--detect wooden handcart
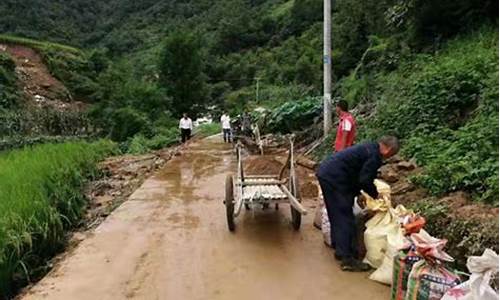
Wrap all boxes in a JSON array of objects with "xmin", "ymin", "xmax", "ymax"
[{"xmin": 224, "ymin": 136, "xmax": 307, "ymax": 231}]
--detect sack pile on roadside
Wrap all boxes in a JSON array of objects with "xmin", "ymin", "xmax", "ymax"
[{"xmin": 315, "ymin": 179, "xmax": 499, "ymax": 300}]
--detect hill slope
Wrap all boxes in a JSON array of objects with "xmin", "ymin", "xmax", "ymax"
[{"xmin": 0, "ymin": 37, "xmax": 95, "ymax": 145}]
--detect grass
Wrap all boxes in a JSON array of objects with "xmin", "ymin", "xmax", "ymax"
[
  {"xmin": 195, "ymin": 123, "xmax": 222, "ymax": 137},
  {"xmin": 0, "ymin": 140, "xmax": 117, "ymax": 298},
  {"xmin": 0, "ymin": 34, "xmax": 81, "ymax": 54},
  {"xmin": 126, "ymin": 127, "xmax": 179, "ymax": 154}
]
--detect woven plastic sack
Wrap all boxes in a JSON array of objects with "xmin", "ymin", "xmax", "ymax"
[
  {"xmin": 314, "ymin": 201, "xmax": 324, "ymax": 229},
  {"xmin": 410, "ymin": 230, "xmax": 454, "ymax": 262},
  {"xmin": 374, "ymin": 179, "xmax": 391, "ymax": 199},
  {"xmin": 404, "ymin": 260, "xmax": 460, "ymax": 300},
  {"xmin": 401, "ymin": 231, "xmax": 459, "ymax": 300},
  {"xmin": 363, "ymin": 205, "xmax": 409, "ymax": 268},
  {"xmin": 441, "ymin": 249, "xmax": 499, "ymax": 300},
  {"xmin": 321, "ymin": 206, "xmax": 332, "ymax": 247},
  {"xmin": 369, "ymin": 227, "xmax": 408, "ymax": 284},
  {"xmin": 320, "ymin": 196, "xmax": 368, "ymax": 248},
  {"xmin": 391, "ymin": 246, "xmax": 423, "ymax": 300}
]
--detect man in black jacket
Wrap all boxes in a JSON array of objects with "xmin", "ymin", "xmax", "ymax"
[{"xmin": 316, "ymin": 136, "xmax": 400, "ymax": 272}]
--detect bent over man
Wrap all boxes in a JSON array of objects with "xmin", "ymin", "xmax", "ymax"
[{"xmin": 316, "ymin": 136, "xmax": 400, "ymax": 272}]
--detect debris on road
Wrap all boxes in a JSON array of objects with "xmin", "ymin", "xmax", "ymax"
[{"xmin": 84, "ymin": 145, "xmax": 183, "ymax": 228}]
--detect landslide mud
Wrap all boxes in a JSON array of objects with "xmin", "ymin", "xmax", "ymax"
[{"xmin": 21, "ymin": 135, "xmax": 389, "ymax": 300}]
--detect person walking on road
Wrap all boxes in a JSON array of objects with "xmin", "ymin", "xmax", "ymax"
[
  {"xmin": 221, "ymin": 112, "xmax": 231, "ymax": 143},
  {"xmin": 333, "ymin": 100, "xmax": 356, "ymax": 152},
  {"xmin": 317, "ymin": 136, "xmax": 400, "ymax": 272},
  {"xmin": 179, "ymin": 113, "xmax": 193, "ymax": 143}
]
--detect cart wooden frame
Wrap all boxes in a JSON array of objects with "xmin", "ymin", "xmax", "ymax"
[{"xmin": 224, "ymin": 136, "xmax": 307, "ymax": 231}]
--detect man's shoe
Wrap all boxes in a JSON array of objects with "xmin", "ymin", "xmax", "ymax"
[{"xmin": 341, "ymin": 258, "xmax": 371, "ymax": 272}]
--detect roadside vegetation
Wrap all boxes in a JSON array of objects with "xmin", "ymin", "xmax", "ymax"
[
  {"xmin": 0, "ymin": 140, "xmax": 117, "ymax": 297},
  {"xmin": 0, "ymin": 52, "xmax": 19, "ymax": 109},
  {"xmin": 313, "ymin": 27, "xmax": 499, "ymax": 204},
  {"xmin": 195, "ymin": 123, "xmax": 222, "ymax": 138}
]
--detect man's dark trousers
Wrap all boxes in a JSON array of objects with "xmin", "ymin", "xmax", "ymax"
[
  {"xmin": 223, "ymin": 128, "xmax": 231, "ymax": 143},
  {"xmin": 317, "ymin": 176, "xmax": 358, "ymax": 259},
  {"xmin": 181, "ymin": 129, "xmax": 191, "ymax": 143}
]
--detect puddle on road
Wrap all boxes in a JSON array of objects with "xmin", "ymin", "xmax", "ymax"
[{"xmin": 155, "ymin": 136, "xmax": 235, "ymax": 203}]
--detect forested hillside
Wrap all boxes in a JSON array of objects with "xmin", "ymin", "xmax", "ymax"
[
  {"xmin": 1, "ymin": 0, "xmax": 498, "ymax": 195},
  {"xmin": 1, "ymin": 0, "xmax": 498, "ymax": 196}
]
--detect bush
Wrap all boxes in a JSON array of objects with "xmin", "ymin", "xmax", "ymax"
[
  {"xmin": 0, "ymin": 52, "xmax": 19, "ymax": 109},
  {"xmin": 41, "ymin": 48, "xmax": 100, "ymax": 101},
  {"xmin": 126, "ymin": 127, "xmax": 179, "ymax": 154},
  {"xmin": 263, "ymin": 96, "xmax": 322, "ymax": 134},
  {"xmin": 0, "ymin": 108, "xmax": 92, "ymax": 139},
  {"xmin": 195, "ymin": 123, "xmax": 221, "ymax": 137},
  {"xmin": 109, "ymin": 107, "xmax": 150, "ymax": 142},
  {"xmin": 354, "ymin": 27, "xmax": 499, "ymax": 202},
  {"xmin": 0, "ymin": 140, "xmax": 117, "ymax": 297}
]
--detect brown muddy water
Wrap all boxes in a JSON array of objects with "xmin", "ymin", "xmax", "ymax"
[{"xmin": 21, "ymin": 135, "xmax": 389, "ymax": 300}]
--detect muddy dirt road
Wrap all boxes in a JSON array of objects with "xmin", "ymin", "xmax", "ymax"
[{"xmin": 22, "ymin": 135, "xmax": 389, "ymax": 300}]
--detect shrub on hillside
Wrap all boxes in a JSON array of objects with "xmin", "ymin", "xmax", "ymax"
[
  {"xmin": 109, "ymin": 107, "xmax": 150, "ymax": 142},
  {"xmin": 195, "ymin": 123, "xmax": 222, "ymax": 138},
  {"xmin": 0, "ymin": 108, "xmax": 93, "ymax": 138},
  {"xmin": 354, "ymin": 28, "xmax": 499, "ymax": 202},
  {"xmin": 263, "ymin": 97, "xmax": 322, "ymax": 134},
  {"xmin": 42, "ymin": 48, "xmax": 99, "ymax": 101},
  {"xmin": 0, "ymin": 52, "xmax": 19, "ymax": 108}
]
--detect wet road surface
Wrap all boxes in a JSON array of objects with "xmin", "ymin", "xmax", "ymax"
[{"xmin": 22, "ymin": 135, "xmax": 390, "ymax": 300}]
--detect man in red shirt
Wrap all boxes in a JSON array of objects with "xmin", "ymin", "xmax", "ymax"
[{"xmin": 334, "ymin": 100, "xmax": 356, "ymax": 152}]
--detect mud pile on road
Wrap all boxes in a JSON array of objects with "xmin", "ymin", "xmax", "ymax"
[
  {"xmin": 244, "ymin": 155, "xmax": 283, "ymax": 175},
  {"xmin": 84, "ymin": 146, "xmax": 183, "ymax": 228},
  {"xmin": 243, "ymin": 154, "xmax": 319, "ymax": 199}
]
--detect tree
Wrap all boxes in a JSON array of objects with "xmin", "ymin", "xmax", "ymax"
[{"xmin": 159, "ymin": 31, "xmax": 206, "ymax": 117}]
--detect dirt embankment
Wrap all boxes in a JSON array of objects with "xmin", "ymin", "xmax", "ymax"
[
  {"xmin": 378, "ymin": 155, "xmax": 498, "ymax": 221},
  {"xmin": 0, "ymin": 43, "xmax": 86, "ymax": 111}
]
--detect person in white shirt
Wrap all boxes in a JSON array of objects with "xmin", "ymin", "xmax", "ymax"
[
  {"xmin": 179, "ymin": 113, "xmax": 193, "ymax": 143},
  {"xmin": 220, "ymin": 112, "xmax": 231, "ymax": 143}
]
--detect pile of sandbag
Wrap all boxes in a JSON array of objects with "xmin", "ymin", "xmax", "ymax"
[
  {"xmin": 361, "ymin": 180, "xmax": 426, "ymax": 284},
  {"xmin": 441, "ymin": 248, "xmax": 499, "ymax": 300},
  {"xmin": 392, "ymin": 230, "xmax": 462, "ymax": 300},
  {"xmin": 358, "ymin": 180, "xmax": 498, "ymax": 300},
  {"xmin": 314, "ymin": 178, "xmax": 498, "ymax": 300}
]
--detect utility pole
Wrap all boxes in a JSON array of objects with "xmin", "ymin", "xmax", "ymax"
[{"xmin": 323, "ymin": 0, "xmax": 332, "ymax": 137}]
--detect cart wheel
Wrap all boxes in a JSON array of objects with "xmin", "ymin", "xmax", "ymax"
[
  {"xmin": 225, "ymin": 175, "xmax": 235, "ymax": 231},
  {"xmin": 290, "ymin": 176, "xmax": 302, "ymax": 230}
]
